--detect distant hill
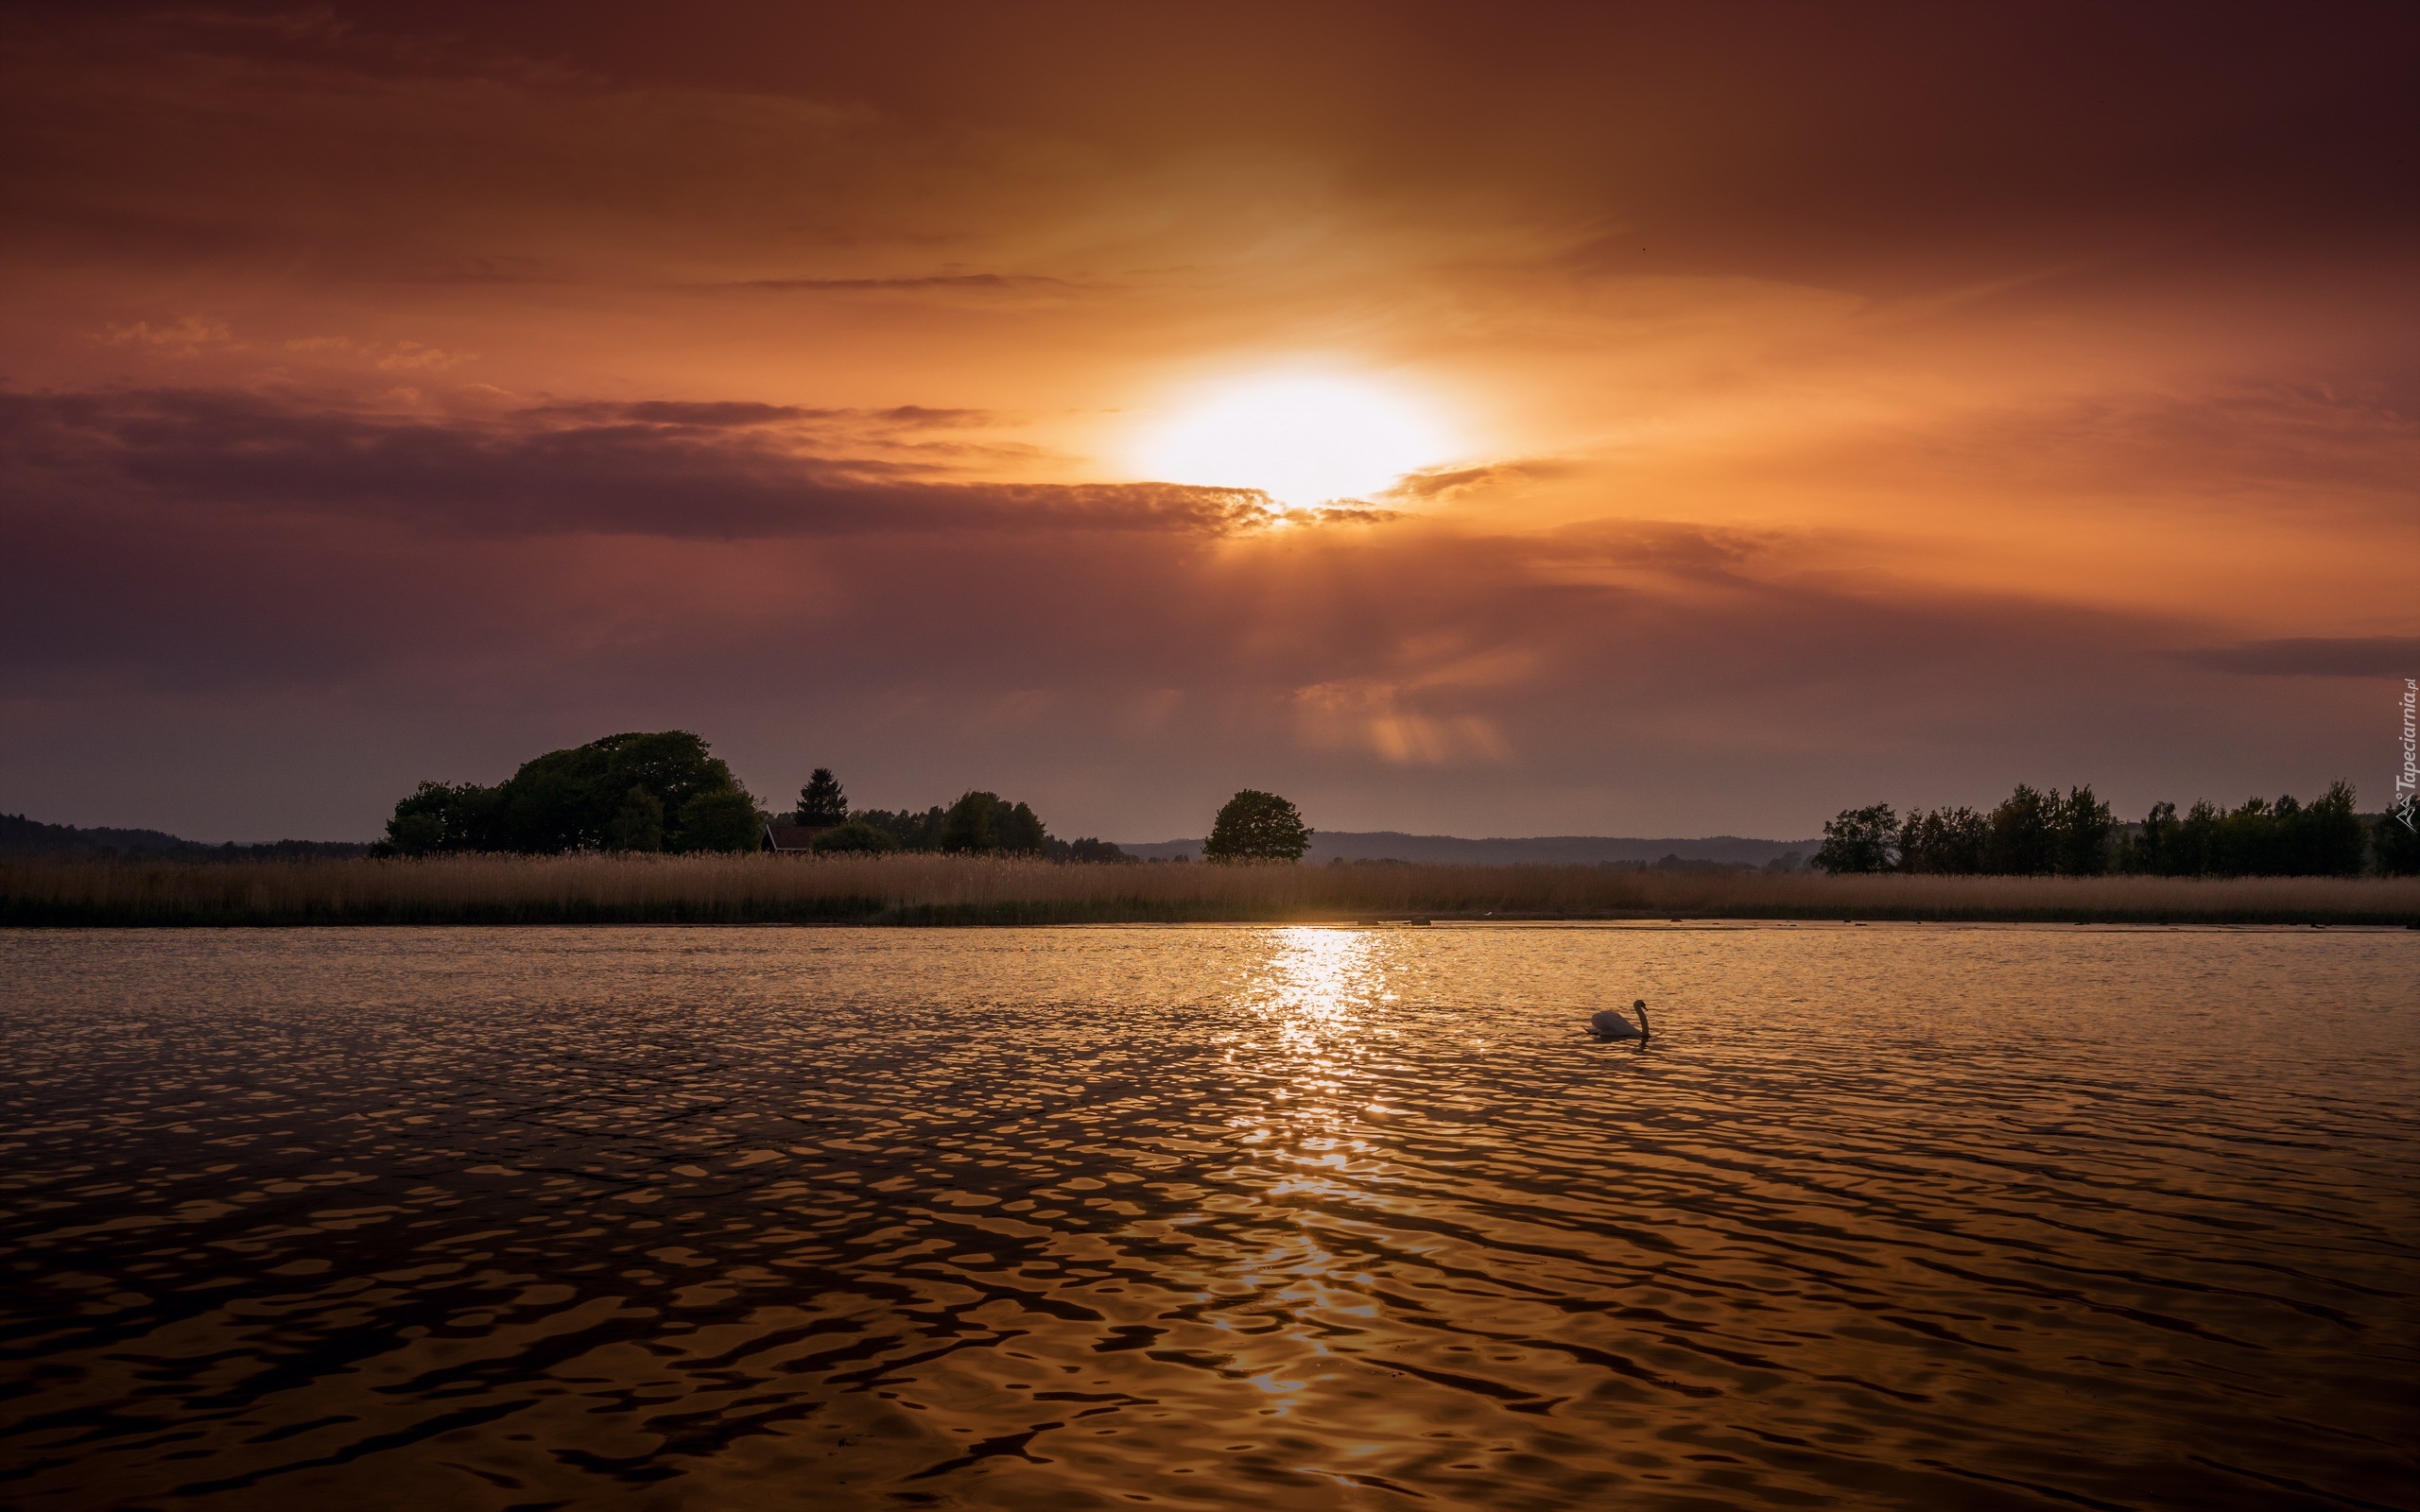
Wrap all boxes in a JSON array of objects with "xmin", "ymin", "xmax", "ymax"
[
  {"xmin": 0, "ymin": 813, "xmax": 370, "ymax": 861},
  {"xmin": 1116, "ymin": 829, "xmax": 1819, "ymax": 867}
]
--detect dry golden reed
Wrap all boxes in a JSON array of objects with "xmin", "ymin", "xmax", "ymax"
[{"xmin": 4, "ymin": 853, "xmax": 2416, "ymax": 926}]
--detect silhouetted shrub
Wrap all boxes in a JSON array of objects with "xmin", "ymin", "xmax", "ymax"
[{"xmin": 812, "ymin": 820, "xmax": 900, "ymax": 855}]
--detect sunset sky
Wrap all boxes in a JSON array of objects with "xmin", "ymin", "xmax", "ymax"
[{"xmin": 5, "ymin": 1, "xmax": 2415, "ymax": 842}]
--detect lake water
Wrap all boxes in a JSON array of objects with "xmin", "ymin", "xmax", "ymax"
[{"xmin": 1, "ymin": 923, "xmax": 2413, "ymax": 1511}]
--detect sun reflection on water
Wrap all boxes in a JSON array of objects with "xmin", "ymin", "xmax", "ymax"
[
  {"xmin": 1247, "ymin": 925, "xmax": 1389, "ymax": 1057},
  {"xmin": 1207, "ymin": 926, "xmax": 1416, "ymax": 1416}
]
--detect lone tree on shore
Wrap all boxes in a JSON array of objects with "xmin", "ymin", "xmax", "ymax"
[
  {"xmin": 795, "ymin": 768, "xmax": 848, "ymax": 827},
  {"xmin": 1203, "ymin": 790, "xmax": 1312, "ymax": 862}
]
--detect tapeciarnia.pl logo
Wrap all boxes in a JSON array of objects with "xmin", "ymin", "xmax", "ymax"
[{"xmin": 2397, "ymin": 677, "xmax": 2417, "ymax": 832}]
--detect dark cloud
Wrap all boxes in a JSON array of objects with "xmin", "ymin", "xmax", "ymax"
[
  {"xmin": 2178, "ymin": 638, "xmax": 2420, "ymax": 678},
  {"xmin": 9, "ymin": 3, "xmax": 2413, "ymax": 295},
  {"xmin": 516, "ymin": 402, "xmax": 997, "ymax": 432},
  {"xmin": 731, "ymin": 275, "xmax": 1071, "ymax": 293},
  {"xmin": 0, "ymin": 389, "xmax": 1270, "ymax": 540},
  {"xmin": 1385, "ymin": 459, "xmax": 1580, "ymax": 502},
  {"xmin": 0, "ymin": 384, "xmax": 2382, "ymax": 839},
  {"xmin": 871, "ymin": 406, "xmax": 995, "ymax": 429},
  {"xmin": 608, "ymin": 401, "xmax": 828, "ymax": 427},
  {"xmin": 7, "ymin": 489, "xmax": 2379, "ymax": 842},
  {"xmin": 1533, "ymin": 522, "xmax": 1776, "ymax": 576}
]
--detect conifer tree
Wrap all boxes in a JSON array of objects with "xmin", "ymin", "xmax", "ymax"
[{"xmin": 795, "ymin": 768, "xmax": 848, "ymax": 827}]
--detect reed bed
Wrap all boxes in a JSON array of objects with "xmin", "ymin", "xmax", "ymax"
[{"xmin": 4, "ymin": 853, "xmax": 2417, "ymax": 927}]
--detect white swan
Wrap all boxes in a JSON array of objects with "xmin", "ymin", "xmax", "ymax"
[{"xmin": 1590, "ymin": 1000, "xmax": 1652, "ymax": 1040}]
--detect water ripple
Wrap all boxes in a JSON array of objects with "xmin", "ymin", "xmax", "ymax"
[{"xmin": 1, "ymin": 922, "xmax": 2413, "ymax": 1510}]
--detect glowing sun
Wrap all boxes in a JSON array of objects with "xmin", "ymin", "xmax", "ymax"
[{"xmin": 1132, "ymin": 374, "xmax": 1459, "ymax": 507}]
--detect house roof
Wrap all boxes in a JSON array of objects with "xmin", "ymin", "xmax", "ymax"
[{"xmin": 763, "ymin": 822, "xmax": 826, "ymax": 852}]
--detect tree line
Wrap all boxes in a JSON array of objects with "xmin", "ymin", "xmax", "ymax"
[
  {"xmin": 377, "ymin": 737, "xmax": 1322, "ymax": 866},
  {"xmin": 376, "ymin": 737, "xmax": 1139, "ymax": 860},
  {"xmin": 786, "ymin": 768, "xmax": 1130, "ymax": 861},
  {"xmin": 1815, "ymin": 782, "xmax": 2419, "ymax": 877},
  {"xmin": 1, "ymin": 813, "xmax": 370, "ymax": 863},
  {"xmin": 790, "ymin": 770, "xmax": 1314, "ymax": 862}
]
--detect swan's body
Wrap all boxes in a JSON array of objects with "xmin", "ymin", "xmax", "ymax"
[{"xmin": 1590, "ymin": 1000, "xmax": 1652, "ymax": 1040}]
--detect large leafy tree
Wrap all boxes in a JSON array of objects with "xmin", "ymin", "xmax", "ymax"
[
  {"xmin": 673, "ymin": 787, "xmax": 764, "ymax": 852},
  {"xmin": 381, "ymin": 730, "xmax": 762, "ymax": 854},
  {"xmin": 383, "ymin": 780, "xmax": 501, "ymax": 856},
  {"xmin": 1986, "ymin": 785, "xmax": 2059, "ymax": 875},
  {"xmin": 1203, "ymin": 790, "xmax": 1311, "ymax": 862},
  {"xmin": 2052, "ymin": 785, "xmax": 2116, "ymax": 875},
  {"xmin": 1812, "ymin": 803, "xmax": 1896, "ymax": 873},
  {"xmin": 939, "ymin": 791, "xmax": 1049, "ymax": 854}
]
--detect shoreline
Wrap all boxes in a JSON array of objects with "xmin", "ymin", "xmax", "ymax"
[{"xmin": 6, "ymin": 854, "xmax": 2417, "ymax": 928}]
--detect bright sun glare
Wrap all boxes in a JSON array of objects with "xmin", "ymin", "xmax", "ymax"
[{"xmin": 1132, "ymin": 374, "xmax": 1457, "ymax": 507}]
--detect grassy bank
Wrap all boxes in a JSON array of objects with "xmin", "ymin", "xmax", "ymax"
[{"xmin": 4, "ymin": 853, "xmax": 2417, "ymax": 926}]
